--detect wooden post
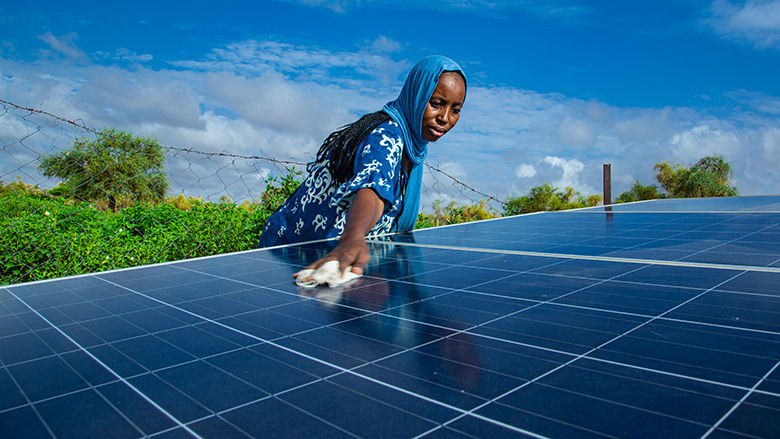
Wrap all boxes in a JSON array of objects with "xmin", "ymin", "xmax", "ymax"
[{"xmin": 603, "ymin": 164, "xmax": 612, "ymax": 211}]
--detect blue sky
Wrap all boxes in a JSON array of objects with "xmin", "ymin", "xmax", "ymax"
[{"xmin": 1, "ymin": 0, "xmax": 779, "ymax": 206}]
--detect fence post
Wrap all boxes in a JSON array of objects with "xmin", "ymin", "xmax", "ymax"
[{"xmin": 603, "ymin": 164, "xmax": 612, "ymax": 211}]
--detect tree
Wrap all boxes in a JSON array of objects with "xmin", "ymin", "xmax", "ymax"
[
  {"xmin": 504, "ymin": 184, "xmax": 601, "ymax": 215},
  {"xmin": 39, "ymin": 128, "xmax": 168, "ymax": 212},
  {"xmin": 654, "ymin": 155, "xmax": 737, "ymax": 198},
  {"xmin": 416, "ymin": 199, "xmax": 498, "ymax": 228},
  {"xmin": 615, "ymin": 181, "xmax": 664, "ymax": 203}
]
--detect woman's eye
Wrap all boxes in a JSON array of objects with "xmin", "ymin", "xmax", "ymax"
[{"xmin": 429, "ymin": 100, "xmax": 442, "ymax": 108}]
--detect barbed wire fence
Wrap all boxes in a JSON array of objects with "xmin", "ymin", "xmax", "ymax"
[{"xmin": 0, "ymin": 98, "xmax": 506, "ymax": 285}]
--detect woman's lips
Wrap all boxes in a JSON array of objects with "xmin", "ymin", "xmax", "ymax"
[{"xmin": 426, "ymin": 126, "xmax": 446, "ymax": 139}]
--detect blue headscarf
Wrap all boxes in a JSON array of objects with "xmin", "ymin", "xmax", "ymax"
[{"xmin": 383, "ymin": 55, "xmax": 466, "ymax": 232}]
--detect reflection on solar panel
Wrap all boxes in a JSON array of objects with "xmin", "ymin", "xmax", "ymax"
[{"xmin": 1, "ymin": 196, "xmax": 779, "ymax": 438}]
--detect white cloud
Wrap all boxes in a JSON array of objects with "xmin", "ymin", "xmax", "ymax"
[
  {"xmin": 279, "ymin": 0, "xmax": 592, "ymax": 20},
  {"xmin": 542, "ymin": 156, "xmax": 589, "ymax": 191},
  {"xmin": 170, "ymin": 39, "xmax": 407, "ymax": 86},
  {"xmin": 429, "ymin": 82, "xmax": 780, "ymax": 203},
  {"xmin": 762, "ymin": 127, "xmax": 780, "ymax": 157},
  {"xmin": 93, "ymin": 48, "xmax": 153, "ymax": 63},
  {"xmin": 558, "ymin": 118, "xmax": 595, "ymax": 146},
  {"xmin": 370, "ymin": 36, "xmax": 402, "ymax": 53},
  {"xmin": 724, "ymin": 89, "xmax": 780, "ymax": 115},
  {"xmin": 515, "ymin": 164, "xmax": 537, "ymax": 178},
  {"xmin": 2, "ymin": 36, "xmax": 780, "ymax": 208},
  {"xmin": 76, "ymin": 66, "xmax": 203, "ymax": 129},
  {"xmin": 707, "ymin": 0, "xmax": 780, "ymax": 49},
  {"xmin": 288, "ymin": 0, "xmax": 352, "ymax": 13},
  {"xmin": 37, "ymin": 32, "xmax": 87, "ymax": 59},
  {"xmin": 204, "ymin": 70, "xmax": 355, "ymax": 138},
  {"xmin": 669, "ymin": 125, "xmax": 742, "ymax": 163}
]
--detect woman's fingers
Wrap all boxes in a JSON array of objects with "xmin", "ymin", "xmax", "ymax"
[
  {"xmin": 347, "ymin": 248, "xmax": 370, "ymax": 275},
  {"xmin": 292, "ymin": 237, "xmax": 370, "ymax": 280}
]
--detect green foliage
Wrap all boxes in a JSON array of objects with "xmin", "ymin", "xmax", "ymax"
[
  {"xmin": 39, "ymin": 128, "xmax": 168, "ymax": 212},
  {"xmin": 166, "ymin": 194, "xmax": 192, "ymax": 210},
  {"xmin": 615, "ymin": 181, "xmax": 664, "ymax": 203},
  {"xmin": 0, "ymin": 169, "xmax": 303, "ymax": 285},
  {"xmin": 0, "ymin": 192, "xmax": 265, "ymax": 284},
  {"xmin": 258, "ymin": 168, "xmax": 303, "ymax": 219},
  {"xmin": 654, "ymin": 155, "xmax": 737, "ymax": 198},
  {"xmin": 0, "ymin": 177, "xmax": 44, "ymax": 196},
  {"xmin": 503, "ymin": 184, "xmax": 602, "ymax": 215},
  {"xmin": 416, "ymin": 200, "xmax": 498, "ymax": 229}
]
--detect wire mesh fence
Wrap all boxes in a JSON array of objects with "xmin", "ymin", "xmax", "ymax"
[{"xmin": 0, "ymin": 98, "xmax": 504, "ymax": 285}]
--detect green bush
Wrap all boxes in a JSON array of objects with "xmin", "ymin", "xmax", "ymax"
[
  {"xmin": 615, "ymin": 181, "xmax": 664, "ymax": 203},
  {"xmin": 0, "ymin": 169, "xmax": 301, "ymax": 285},
  {"xmin": 503, "ymin": 184, "xmax": 601, "ymax": 215},
  {"xmin": 416, "ymin": 200, "xmax": 498, "ymax": 229}
]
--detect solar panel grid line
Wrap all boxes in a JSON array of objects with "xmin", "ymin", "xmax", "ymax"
[
  {"xmin": 4, "ymin": 253, "xmax": 772, "ymax": 438},
  {"xmin": 700, "ymin": 360, "xmax": 780, "ymax": 439},
  {"xmin": 605, "ymin": 330, "xmax": 777, "ymax": 386},
  {"xmin": 530, "ymin": 272, "xmax": 780, "ymax": 329},
  {"xmin": 401, "ymin": 209, "xmax": 778, "ymax": 263},
  {"xmin": 1, "ymin": 296, "xmax": 772, "ymax": 439},
  {"xmin": 587, "ymin": 196, "xmax": 780, "ymax": 213},
  {"xmin": 562, "ymin": 300, "xmax": 780, "ymax": 342},
  {"xmin": 371, "ymin": 240, "xmax": 780, "ymax": 273},
  {"xmin": 0, "ymin": 356, "xmax": 58, "ymax": 438},
  {"xmin": 380, "ymin": 254, "xmax": 772, "ymax": 434},
  {"xmin": 408, "ymin": 213, "xmax": 780, "ymax": 269},
  {"xmin": 550, "ymin": 359, "xmax": 755, "ymax": 415},
  {"xmin": 0, "ymin": 320, "xmax": 178, "ymax": 422},
  {"xmin": 576, "ymin": 212, "xmax": 740, "ymax": 252},
  {"xmin": 142, "ymin": 220, "xmax": 772, "ymax": 436},
  {"xmin": 464, "ymin": 326, "xmax": 780, "ymax": 403},
  {"xmin": 0, "ymin": 333, "xmax": 173, "ymax": 419},
  {"xmin": 530, "ymin": 380, "xmax": 717, "ymax": 432},
  {"xmin": 666, "ymin": 221, "xmax": 780, "ymax": 266},
  {"xmin": 708, "ymin": 279, "xmax": 780, "ymax": 297},
  {"xmin": 1, "ymin": 284, "xmax": 264, "ymax": 366},
  {"xmin": 618, "ymin": 220, "xmax": 768, "ymax": 257},
  {"xmin": 94, "ymin": 246, "xmax": 704, "ymax": 438},
  {"xmin": 0, "ymin": 280, "xmax": 312, "ymax": 438},
  {"xmin": 9, "ymin": 321, "xmax": 221, "ymax": 438},
  {"xmin": 1, "ymin": 262, "xmax": 772, "ymax": 388},
  {"xmin": 94, "ymin": 271, "xmax": 530, "ymax": 436},
  {"xmin": 261, "ymin": 397, "xmax": 363, "ymax": 439},
  {"xmin": 2, "ymin": 196, "xmax": 779, "ymax": 437},
  {"xmin": 164, "ymin": 260, "xmax": 530, "ymax": 352},
  {"xmin": 166, "ymin": 257, "xmax": 605, "ymax": 437},
  {"xmin": 2, "ymin": 286, "xmax": 204, "ymax": 439},
  {"xmin": 419, "ymin": 269, "xmax": 749, "ymax": 436},
  {"xmin": 578, "ymin": 210, "xmax": 780, "ymax": 214}
]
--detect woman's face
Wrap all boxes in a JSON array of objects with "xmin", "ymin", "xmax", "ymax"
[{"xmin": 421, "ymin": 71, "xmax": 466, "ymax": 142}]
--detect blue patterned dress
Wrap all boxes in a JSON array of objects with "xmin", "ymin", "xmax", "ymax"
[{"xmin": 258, "ymin": 120, "xmax": 407, "ymax": 247}]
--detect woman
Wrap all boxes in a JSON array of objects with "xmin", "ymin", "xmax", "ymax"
[{"xmin": 259, "ymin": 55, "xmax": 467, "ymax": 277}]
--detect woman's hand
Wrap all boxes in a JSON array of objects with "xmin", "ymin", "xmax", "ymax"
[
  {"xmin": 293, "ymin": 188, "xmax": 385, "ymax": 279},
  {"xmin": 295, "ymin": 235, "xmax": 370, "ymax": 278}
]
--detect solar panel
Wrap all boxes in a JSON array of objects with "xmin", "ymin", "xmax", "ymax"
[{"xmin": 1, "ymin": 196, "xmax": 779, "ymax": 438}]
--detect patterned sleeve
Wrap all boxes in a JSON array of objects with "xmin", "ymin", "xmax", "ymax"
[{"xmin": 338, "ymin": 121, "xmax": 404, "ymax": 210}]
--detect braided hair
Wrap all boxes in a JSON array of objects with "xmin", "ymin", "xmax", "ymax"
[{"xmin": 311, "ymin": 110, "xmax": 392, "ymax": 184}]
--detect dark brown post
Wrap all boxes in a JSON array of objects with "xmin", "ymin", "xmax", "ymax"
[{"xmin": 603, "ymin": 164, "xmax": 612, "ymax": 211}]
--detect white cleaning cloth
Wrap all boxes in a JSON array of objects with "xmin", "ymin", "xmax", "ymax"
[{"xmin": 295, "ymin": 260, "xmax": 362, "ymax": 288}]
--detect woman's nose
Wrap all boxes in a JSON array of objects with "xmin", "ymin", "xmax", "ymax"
[{"xmin": 436, "ymin": 108, "xmax": 449, "ymax": 124}]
